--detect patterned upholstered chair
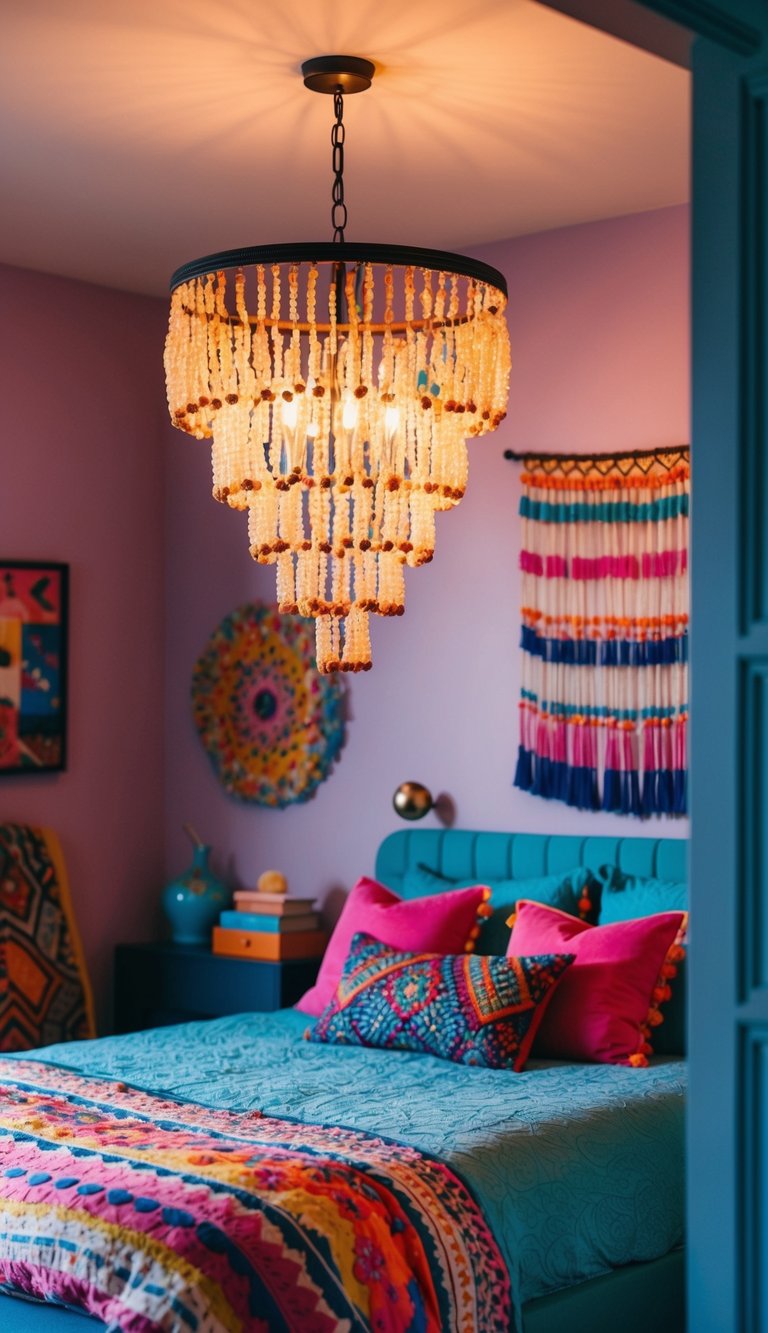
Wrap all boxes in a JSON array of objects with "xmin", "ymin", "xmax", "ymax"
[{"xmin": 0, "ymin": 823, "xmax": 95, "ymax": 1049}]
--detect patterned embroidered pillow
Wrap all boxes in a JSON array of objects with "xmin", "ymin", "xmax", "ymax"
[{"xmin": 308, "ymin": 932, "xmax": 574, "ymax": 1071}]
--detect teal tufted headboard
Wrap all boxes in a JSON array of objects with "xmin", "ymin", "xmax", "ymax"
[
  {"xmin": 375, "ymin": 829, "xmax": 687, "ymax": 897},
  {"xmin": 376, "ymin": 828, "xmax": 689, "ymax": 1057}
]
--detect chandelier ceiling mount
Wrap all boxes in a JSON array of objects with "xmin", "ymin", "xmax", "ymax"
[{"xmin": 301, "ymin": 55, "xmax": 375, "ymax": 96}]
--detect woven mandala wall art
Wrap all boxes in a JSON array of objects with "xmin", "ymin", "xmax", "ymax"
[{"xmin": 192, "ymin": 603, "xmax": 345, "ymax": 807}]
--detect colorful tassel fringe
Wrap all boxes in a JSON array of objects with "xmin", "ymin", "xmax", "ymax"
[{"xmin": 514, "ymin": 457, "xmax": 689, "ymax": 818}]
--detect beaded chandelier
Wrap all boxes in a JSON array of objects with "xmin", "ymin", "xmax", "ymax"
[{"xmin": 165, "ymin": 56, "xmax": 510, "ymax": 673}]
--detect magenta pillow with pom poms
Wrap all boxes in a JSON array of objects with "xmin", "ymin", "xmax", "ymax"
[
  {"xmin": 295, "ymin": 876, "xmax": 490, "ymax": 1017},
  {"xmin": 507, "ymin": 899, "xmax": 686, "ymax": 1065}
]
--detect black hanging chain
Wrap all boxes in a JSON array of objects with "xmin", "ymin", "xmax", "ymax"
[{"xmin": 331, "ymin": 86, "xmax": 347, "ymax": 242}]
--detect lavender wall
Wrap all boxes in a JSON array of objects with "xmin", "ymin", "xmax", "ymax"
[
  {"xmin": 0, "ymin": 263, "xmax": 169, "ymax": 1023},
  {"xmin": 0, "ymin": 205, "xmax": 690, "ymax": 1029},
  {"xmin": 164, "ymin": 205, "xmax": 690, "ymax": 918}
]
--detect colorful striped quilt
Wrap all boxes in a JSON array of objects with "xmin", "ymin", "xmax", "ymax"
[{"xmin": 0, "ymin": 1058, "xmax": 511, "ymax": 1331}]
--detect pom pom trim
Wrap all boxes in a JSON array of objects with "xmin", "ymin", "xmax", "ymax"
[
  {"xmin": 633, "ymin": 911, "xmax": 688, "ymax": 1066},
  {"xmin": 464, "ymin": 885, "xmax": 493, "ymax": 955}
]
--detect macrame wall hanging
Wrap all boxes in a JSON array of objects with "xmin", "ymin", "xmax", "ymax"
[{"xmin": 505, "ymin": 446, "xmax": 689, "ymax": 817}]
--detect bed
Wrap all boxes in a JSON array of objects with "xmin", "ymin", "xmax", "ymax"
[{"xmin": 0, "ymin": 829, "xmax": 687, "ymax": 1332}]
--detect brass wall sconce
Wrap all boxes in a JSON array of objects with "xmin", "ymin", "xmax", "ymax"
[{"xmin": 392, "ymin": 782, "xmax": 455, "ymax": 826}]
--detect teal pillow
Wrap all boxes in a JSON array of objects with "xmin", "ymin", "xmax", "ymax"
[
  {"xmin": 597, "ymin": 866, "xmax": 688, "ymax": 1055},
  {"xmin": 402, "ymin": 864, "xmax": 600, "ymax": 956}
]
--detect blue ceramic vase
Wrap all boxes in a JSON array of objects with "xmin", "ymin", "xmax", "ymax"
[{"xmin": 162, "ymin": 845, "xmax": 228, "ymax": 945}]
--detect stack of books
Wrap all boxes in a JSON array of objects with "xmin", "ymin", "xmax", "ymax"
[{"xmin": 212, "ymin": 889, "xmax": 327, "ymax": 961}]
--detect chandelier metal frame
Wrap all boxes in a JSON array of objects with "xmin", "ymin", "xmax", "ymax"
[{"xmin": 171, "ymin": 242, "xmax": 507, "ymax": 301}]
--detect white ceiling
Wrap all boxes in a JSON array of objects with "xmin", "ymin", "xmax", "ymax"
[{"xmin": 0, "ymin": 0, "xmax": 689, "ymax": 298}]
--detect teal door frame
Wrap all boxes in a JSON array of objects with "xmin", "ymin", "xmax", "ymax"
[{"xmin": 536, "ymin": 2, "xmax": 768, "ymax": 1329}]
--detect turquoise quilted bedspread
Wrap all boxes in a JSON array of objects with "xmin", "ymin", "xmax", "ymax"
[{"xmin": 29, "ymin": 1009, "xmax": 685, "ymax": 1327}]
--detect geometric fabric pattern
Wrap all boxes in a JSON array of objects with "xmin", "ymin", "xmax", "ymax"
[
  {"xmin": 0, "ymin": 1058, "xmax": 512, "ymax": 1333},
  {"xmin": 0, "ymin": 825, "xmax": 94, "ymax": 1050},
  {"xmin": 309, "ymin": 932, "xmax": 574, "ymax": 1071}
]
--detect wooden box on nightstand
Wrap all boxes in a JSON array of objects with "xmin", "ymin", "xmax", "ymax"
[{"xmin": 113, "ymin": 942, "xmax": 320, "ymax": 1033}]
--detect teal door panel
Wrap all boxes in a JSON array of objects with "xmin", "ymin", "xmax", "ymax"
[
  {"xmin": 688, "ymin": 13, "xmax": 768, "ymax": 1331},
  {"xmin": 540, "ymin": 1, "xmax": 768, "ymax": 1328}
]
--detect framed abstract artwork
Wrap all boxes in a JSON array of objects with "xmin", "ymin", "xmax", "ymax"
[{"xmin": 0, "ymin": 561, "xmax": 68, "ymax": 774}]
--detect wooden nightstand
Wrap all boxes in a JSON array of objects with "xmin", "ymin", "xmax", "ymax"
[{"xmin": 113, "ymin": 942, "xmax": 320, "ymax": 1034}]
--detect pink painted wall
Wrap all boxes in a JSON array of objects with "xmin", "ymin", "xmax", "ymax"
[
  {"xmin": 0, "ymin": 263, "xmax": 169, "ymax": 1025},
  {"xmin": 163, "ymin": 205, "xmax": 690, "ymax": 918}
]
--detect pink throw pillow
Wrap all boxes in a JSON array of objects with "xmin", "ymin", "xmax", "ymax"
[
  {"xmin": 507, "ymin": 900, "xmax": 686, "ymax": 1065},
  {"xmin": 295, "ymin": 876, "xmax": 489, "ymax": 1016}
]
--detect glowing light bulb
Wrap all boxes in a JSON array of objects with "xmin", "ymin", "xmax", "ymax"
[
  {"xmin": 342, "ymin": 395, "xmax": 358, "ymax": 432},
  {"xmin": 384, "ymin": 405, "xmax": 400, "ymax": 438},
  {"xmin": 281, "ymin": 399, "xmax": 298, "ymax": 430}
]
